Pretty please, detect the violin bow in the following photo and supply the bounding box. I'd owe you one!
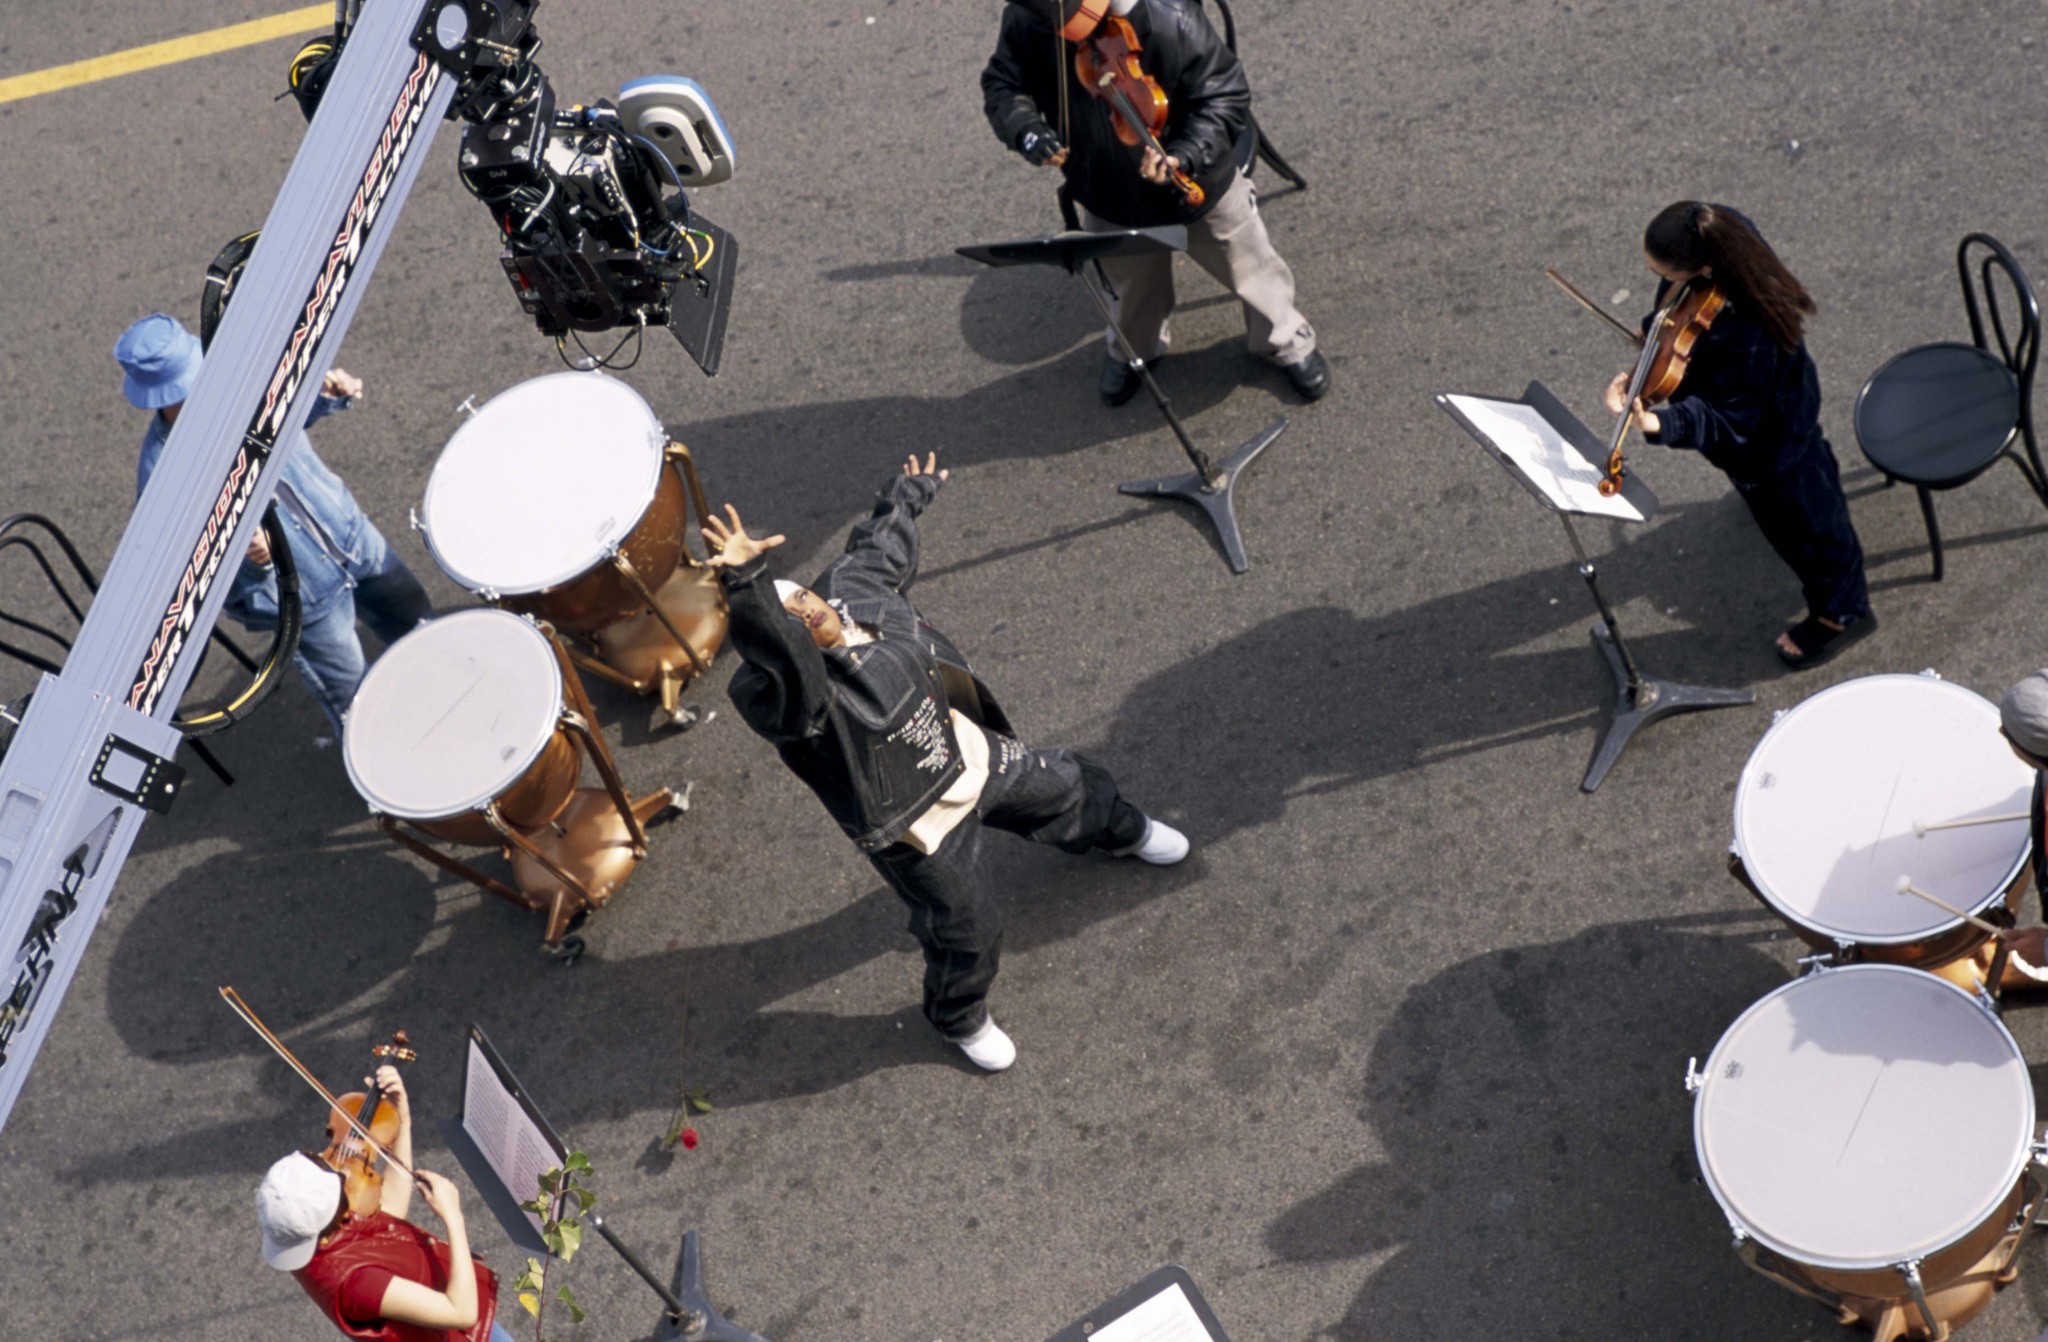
[218,986,419,1184]
[1544,268,1641,345]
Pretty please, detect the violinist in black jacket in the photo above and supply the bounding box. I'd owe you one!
[982,0,1327,405]
[1605,201,1874,669]
[705,453,1188,1072]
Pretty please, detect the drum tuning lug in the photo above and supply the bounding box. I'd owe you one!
[408,506,425,534]
[1796,952,1836,973]
[1769,709,1788,723]
[1684,1056,1706,1094]
[456,394,479,418]
[1918,668,1943,680]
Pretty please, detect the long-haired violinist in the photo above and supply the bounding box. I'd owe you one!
[981,0,1328,405]
[1603,201,1874,669]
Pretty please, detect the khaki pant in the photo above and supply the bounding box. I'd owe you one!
[1079,169,1316,367]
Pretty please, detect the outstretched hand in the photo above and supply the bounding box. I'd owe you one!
[903,452,949,483]
[701,504,786,569]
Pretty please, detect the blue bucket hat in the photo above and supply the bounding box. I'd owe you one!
[113,313,202,410]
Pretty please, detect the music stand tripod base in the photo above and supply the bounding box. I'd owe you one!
[957,228,1284,573]
[1118,414,1286,575]
[1582,624,1754,793]
[655,1229,769,1342]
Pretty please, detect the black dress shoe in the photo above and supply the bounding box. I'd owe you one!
[1284,351,1331,402]
[1100,354,1143,407]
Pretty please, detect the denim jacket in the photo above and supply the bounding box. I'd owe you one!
[723,473,1013,853]
[135,395,385,630]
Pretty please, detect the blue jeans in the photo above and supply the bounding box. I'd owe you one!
[289,545,433,732]
[490,1322,518,1342]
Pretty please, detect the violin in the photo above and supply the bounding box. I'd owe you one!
[1074,16,1206,208]
[320,1030,419,1216]
[220,988,424,1213]
[1547,268,1728,495]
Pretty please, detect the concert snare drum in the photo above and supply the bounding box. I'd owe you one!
[1731,673,2032,972]
[343,608,580,846]
[419,371,685,632]
[1691,964,2037,1301]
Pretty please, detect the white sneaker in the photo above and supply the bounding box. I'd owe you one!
[955,1018,1016,1072]
[1115,817,1189,865]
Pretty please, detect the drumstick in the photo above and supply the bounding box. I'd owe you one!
[1912,812,2029,837]
[1895,876,2004,936]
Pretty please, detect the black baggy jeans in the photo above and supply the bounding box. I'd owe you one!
[865,728,1148,1039]
[1728,437,1871,625]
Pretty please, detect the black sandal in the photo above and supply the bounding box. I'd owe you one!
[1776,611,1878,671]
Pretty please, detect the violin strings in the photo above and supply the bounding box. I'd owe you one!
[218,987,417,1183]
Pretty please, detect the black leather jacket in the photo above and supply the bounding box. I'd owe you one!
[981,0,1253,228]
[723,474,1012,853]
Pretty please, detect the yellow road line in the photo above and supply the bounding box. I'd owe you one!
[0,6,332,107]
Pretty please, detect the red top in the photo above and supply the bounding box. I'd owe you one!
[293,1212,500,1342]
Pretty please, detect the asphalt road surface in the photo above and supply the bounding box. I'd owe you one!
[5,2,2048,1339]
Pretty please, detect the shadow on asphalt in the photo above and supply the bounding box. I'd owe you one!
[1091,496,1821,843]
[78,746,1200,1184]
[1262,916,1839,1340]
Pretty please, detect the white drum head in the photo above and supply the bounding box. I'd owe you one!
[1694,965,2032,1271]
[420,371,667,595]
[343,609,564,820]
[1733,674,2031,943]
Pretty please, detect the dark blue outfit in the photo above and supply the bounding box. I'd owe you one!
[1642,286,1871,625]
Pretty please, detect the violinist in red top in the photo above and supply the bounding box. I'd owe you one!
[254,1065,509,1342]
[983,0,1328,405]
[1603,202,1874,669]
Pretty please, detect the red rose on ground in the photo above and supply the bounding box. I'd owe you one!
[680,1128,700,1150]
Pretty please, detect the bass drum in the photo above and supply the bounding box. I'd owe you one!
[419,371,684,632]
[343,609,580,846]
[1731,673,2032,973]
[1693,965,2036,1313]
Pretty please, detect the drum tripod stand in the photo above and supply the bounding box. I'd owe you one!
[554,441,728,727]
[376,627,678,959]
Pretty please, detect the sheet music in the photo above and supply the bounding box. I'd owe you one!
[1443,394,1645,522]
[460,1036,563,1235]
[1091,1283,1214,1342]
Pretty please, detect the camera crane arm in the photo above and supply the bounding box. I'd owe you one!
[0,0,470,1132]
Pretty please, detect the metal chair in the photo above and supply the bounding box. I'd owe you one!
[0,512,246,784]
[1854,233,2046,581]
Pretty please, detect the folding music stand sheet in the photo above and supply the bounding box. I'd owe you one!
[1043,1266,1232,1342]
[1434,380,1658,523]
[439,1024,567,1255]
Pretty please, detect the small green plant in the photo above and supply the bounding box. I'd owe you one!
[515,1152,596,1340]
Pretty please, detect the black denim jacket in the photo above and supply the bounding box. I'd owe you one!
[981,0,1254,229]
[723,473,1012,853]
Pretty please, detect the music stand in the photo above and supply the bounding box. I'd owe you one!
[959,228,1287,574]
[441,1025,766,1342]
[1043,1265,1233,1342]
[1435,381,1754,792]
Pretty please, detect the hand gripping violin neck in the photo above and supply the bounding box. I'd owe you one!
[1551,269,1726,496]
[220,987,423,1214]
[1075,16,1206,208]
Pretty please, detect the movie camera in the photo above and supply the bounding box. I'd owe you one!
[287,0,738,372]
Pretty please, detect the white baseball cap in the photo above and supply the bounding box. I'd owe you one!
[255,1152,343,1270]
[773,579,804,605]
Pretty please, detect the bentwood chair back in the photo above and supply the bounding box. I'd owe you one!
[1854,233,2044,581]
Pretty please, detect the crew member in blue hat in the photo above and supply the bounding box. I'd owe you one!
[118,313,432,737]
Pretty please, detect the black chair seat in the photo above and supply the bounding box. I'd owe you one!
[1855,341,2020,487]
